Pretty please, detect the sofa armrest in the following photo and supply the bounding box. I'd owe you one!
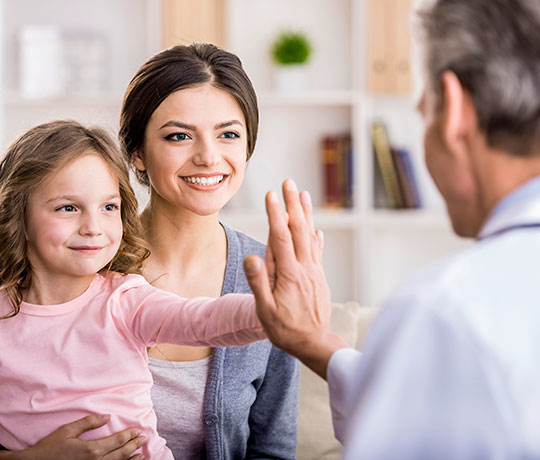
[296,302,379,460]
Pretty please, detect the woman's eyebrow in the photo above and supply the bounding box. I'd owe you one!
[159,121,197,130]
[215,120,244,129]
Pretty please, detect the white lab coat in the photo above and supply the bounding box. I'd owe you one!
[327,177,540,459]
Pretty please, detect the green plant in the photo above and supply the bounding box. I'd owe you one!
[271,31,312,66]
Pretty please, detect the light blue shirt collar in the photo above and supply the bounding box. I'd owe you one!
[478,175,540,240]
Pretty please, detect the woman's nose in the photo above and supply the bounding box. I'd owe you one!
[193,138,220,167]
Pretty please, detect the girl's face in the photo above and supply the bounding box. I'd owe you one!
[134,83,249,216]
[25,153,123,286]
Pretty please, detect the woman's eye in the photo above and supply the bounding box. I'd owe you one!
[56,205,76,212]
[221,131,240,139]
[165,132,189,141]
[104,203,120,212]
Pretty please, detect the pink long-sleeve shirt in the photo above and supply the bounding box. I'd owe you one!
[0,272,265,459]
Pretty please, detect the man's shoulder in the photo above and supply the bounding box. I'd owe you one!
[383,230,537,325]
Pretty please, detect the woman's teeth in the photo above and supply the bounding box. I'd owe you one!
[183,175,224,186]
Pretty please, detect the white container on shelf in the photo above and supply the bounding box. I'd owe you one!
[62,32,109,95]
[272,64,310,92]
[18,25,63,99]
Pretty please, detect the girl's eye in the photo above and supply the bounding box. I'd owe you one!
[165,132,189,141]
[56,205,76,212]
[220,131,240,140]
[104,203,120,212]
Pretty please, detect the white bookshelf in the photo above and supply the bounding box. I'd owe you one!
[0,0,471,306]
[221,0,471,305]
[0,0,160,145]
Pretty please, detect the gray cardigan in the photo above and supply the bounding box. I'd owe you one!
[151,225,299,459]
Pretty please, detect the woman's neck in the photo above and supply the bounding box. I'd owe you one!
[139,197,227,296]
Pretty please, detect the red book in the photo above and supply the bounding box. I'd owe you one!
[321,136,341,208]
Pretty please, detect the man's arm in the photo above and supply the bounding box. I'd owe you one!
[338,294,519,459]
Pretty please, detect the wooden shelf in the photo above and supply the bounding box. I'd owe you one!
[2,91,122,108]
[368,208,451,229]
[221,207,358,230]
[257,89,358,107]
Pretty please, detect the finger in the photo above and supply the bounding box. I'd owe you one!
[282,179,311,262]
[57,414,111,438]
[265,189,297,270]
[244,255,276,322]
[265,242,276,290]
[299,190,320,263]
[300,190,314,232]
[316,229,324,264]
[89,428,143,457]
[102,433,146,460]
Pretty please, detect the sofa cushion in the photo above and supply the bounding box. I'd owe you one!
[296,302,378,460]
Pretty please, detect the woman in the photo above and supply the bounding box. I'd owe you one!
[120,43,298,459]
[1,44,298,460]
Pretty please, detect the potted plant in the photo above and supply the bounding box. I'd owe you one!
[270,31,312,91]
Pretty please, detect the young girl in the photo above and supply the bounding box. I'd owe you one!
[7,43,298,460]
[0,120,266,460]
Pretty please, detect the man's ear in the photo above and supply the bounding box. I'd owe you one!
[132,150,146,172]
[440,71,478,156]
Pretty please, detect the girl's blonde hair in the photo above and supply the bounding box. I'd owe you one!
[0,120,150,319]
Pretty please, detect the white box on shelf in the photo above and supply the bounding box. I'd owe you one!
[18,25,63,99]
[62,32,109,95]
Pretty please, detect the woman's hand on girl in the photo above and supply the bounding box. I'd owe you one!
[0,415,146,460]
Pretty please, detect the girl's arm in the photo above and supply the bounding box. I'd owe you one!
[0,415,146,460]
[120,283,266,347]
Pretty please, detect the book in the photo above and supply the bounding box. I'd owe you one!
[340,134,354,208]
[370,121,403,208]
[391,147,421,208]
[321,136,341,208]
[321,134,354,208]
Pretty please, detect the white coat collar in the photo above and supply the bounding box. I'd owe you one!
[478,176,540,240]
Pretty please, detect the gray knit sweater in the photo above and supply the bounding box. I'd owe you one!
[150,225,299,459]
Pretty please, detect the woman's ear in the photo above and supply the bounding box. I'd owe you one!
[132,150,146,172]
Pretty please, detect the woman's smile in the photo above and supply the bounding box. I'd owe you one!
[181,173,227,190]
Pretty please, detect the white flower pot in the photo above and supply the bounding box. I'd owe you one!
[273,64,309,92]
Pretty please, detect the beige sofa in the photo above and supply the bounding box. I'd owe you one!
[296,302,379,460]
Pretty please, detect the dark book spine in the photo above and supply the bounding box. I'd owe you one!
[321,136,341,208]
[392,147,421,208]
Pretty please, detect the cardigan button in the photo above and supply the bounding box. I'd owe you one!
[205,414,219,426]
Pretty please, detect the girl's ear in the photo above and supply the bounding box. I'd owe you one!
[132,150,146,172]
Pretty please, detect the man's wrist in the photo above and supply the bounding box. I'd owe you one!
[294,331,350,380]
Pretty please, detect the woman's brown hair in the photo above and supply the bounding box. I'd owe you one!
[119,42,259,186]
[0,120,150,319]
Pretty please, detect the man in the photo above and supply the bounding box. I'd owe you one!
[244,0,540,458]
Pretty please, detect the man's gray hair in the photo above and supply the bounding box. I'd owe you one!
[418,0,540,155]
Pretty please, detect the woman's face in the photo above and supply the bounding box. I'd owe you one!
[134,83,249,216]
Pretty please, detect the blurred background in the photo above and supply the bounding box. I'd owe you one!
[0,0,470,305]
